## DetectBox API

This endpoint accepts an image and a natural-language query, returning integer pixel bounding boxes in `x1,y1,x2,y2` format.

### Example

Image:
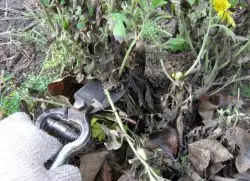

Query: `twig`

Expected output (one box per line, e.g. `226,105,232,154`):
209,75,250,96
0,53,21,63
0,17,31,21
0,31,11,36
204,44,230,85
105,89,169,181
0,7,25,15
4,1,8,17
235,39,250,57
233,88,241,127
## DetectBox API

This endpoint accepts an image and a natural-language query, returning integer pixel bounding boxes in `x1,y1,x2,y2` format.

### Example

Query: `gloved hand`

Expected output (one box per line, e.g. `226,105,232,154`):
0,112,82,181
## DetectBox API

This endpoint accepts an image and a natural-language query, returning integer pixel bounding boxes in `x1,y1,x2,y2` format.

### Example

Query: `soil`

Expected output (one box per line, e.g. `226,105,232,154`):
144,48,195,90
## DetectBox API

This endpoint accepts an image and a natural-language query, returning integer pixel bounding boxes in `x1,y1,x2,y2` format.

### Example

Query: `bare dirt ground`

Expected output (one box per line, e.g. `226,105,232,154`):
0,0,42,81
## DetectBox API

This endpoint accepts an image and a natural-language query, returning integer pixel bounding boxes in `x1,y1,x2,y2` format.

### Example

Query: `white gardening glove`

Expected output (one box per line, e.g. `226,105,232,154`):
0,112,82,181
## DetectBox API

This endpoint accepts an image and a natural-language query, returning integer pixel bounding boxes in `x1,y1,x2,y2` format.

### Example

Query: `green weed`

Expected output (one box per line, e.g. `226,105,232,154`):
239,83,250,98
23,74,55,92
0,91,21,115
91,117,107,141
0,74,55,116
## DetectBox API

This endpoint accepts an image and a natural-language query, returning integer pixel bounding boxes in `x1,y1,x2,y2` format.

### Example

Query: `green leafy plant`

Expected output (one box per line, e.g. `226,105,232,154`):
13,30,47,48
0,74,20,115
91,117,107,141
0,73,55,116
23,75,55,92
111,0,172,76
108,13,129,43
0,91,21,116
152,0,168,8
239,84,250,98
165,37,189,52
187,0,197,5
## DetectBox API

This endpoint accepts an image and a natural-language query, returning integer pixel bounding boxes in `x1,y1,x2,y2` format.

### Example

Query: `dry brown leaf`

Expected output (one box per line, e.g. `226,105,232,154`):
226,127,250,174
235,154,250,175
177,175,194,181
144,127,179,156
188,139,233,172
186,165,203,181
48,75,85,103
188,146,210,172
102,161,112,181
209,93,237,108
130,79,144,107
198,93,239,121
207,163,225,180
117,172,140,181
79,151,109,181
198,96,219,121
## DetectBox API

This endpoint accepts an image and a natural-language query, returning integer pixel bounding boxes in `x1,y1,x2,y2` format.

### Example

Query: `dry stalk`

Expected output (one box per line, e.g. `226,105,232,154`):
193,42,232,98
0,7,25,15
184,0,213,77
209,75,250,96
160,59,175,84
19,92,68,107
118,30,143,78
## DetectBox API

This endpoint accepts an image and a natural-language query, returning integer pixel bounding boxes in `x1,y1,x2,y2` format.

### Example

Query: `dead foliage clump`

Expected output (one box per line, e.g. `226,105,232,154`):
1,0,250,180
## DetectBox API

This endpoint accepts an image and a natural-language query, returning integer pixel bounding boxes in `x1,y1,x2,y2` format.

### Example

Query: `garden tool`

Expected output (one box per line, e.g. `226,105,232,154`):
36,80,127,170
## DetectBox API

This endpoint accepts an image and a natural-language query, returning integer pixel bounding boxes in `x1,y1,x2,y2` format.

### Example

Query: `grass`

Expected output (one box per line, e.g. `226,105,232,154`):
0,73,56,116
0,91,21,115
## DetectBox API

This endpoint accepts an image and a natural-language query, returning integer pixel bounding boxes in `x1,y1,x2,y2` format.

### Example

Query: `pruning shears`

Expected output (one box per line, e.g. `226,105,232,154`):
36,80,126,170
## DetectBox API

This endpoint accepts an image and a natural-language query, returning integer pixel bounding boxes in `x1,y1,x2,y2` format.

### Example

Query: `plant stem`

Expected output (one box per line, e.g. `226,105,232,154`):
39,1,56,32
118,30,143,78
209,75,250,96
20,93,68,107
39,1,83,61
105,89,169,181
180,14,196,55
155,28,172,37
235,39,250,57
184,0,213,77
55,6,86,56
160,59,175,84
